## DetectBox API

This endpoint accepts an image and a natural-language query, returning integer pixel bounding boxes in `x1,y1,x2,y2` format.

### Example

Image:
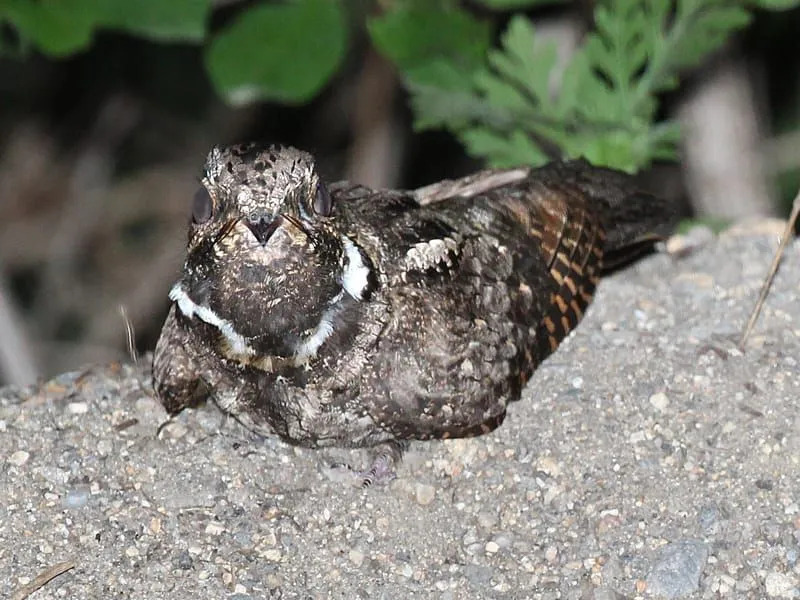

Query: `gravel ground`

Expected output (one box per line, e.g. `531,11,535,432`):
2,224,799,600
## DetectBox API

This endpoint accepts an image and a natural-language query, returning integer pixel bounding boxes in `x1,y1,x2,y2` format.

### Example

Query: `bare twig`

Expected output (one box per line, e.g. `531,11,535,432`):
739,189,800,350
119,305,138,364
11,560,75,600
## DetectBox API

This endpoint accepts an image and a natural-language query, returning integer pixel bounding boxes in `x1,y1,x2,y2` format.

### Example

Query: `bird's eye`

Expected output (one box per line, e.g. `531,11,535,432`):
313,182,332,217
192,187,213,224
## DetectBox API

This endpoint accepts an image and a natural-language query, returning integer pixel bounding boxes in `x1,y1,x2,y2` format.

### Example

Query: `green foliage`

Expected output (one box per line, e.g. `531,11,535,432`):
1,0,345,104
205,0,346,105
376,0,789,171
368,4,490,79
3,0,800,168
1,0,209,56
471,0,566,9
752,0,800,8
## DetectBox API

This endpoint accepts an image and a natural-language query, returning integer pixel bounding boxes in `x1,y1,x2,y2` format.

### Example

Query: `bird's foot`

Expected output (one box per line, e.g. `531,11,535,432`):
325,441,408,488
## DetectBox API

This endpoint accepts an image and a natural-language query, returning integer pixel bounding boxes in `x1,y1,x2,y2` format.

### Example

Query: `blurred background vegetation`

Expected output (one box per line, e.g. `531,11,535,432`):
1,0,798,385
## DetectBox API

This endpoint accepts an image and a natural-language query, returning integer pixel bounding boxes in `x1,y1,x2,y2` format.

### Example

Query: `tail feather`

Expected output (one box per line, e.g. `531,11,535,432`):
534,159,678,270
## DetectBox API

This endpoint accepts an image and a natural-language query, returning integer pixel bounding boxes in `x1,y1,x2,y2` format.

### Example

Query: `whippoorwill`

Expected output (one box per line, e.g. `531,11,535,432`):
153,143,675,472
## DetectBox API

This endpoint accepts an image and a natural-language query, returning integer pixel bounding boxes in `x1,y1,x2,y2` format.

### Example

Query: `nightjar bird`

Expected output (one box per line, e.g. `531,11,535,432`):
153,142,675,482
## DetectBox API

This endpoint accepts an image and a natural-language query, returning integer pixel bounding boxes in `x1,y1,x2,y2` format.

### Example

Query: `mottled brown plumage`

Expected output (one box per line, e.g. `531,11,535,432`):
153,142,675,473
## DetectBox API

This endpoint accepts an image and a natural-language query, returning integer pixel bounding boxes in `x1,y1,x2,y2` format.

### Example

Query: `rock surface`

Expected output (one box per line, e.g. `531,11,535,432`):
2,228,799,599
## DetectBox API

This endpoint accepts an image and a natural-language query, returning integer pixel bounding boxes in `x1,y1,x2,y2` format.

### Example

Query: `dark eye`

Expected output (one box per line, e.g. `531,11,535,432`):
192,187,213,224
313,182,332,217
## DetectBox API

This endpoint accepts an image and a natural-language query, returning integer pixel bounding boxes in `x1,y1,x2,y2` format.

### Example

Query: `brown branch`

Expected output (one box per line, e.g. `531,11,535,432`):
11,561,75,600
739,188,800,349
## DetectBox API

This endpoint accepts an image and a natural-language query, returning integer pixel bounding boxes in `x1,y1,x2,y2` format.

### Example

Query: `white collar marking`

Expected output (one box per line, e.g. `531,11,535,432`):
169,284,254,357
171,236,370,366
293,308,336,363
341,236,369,301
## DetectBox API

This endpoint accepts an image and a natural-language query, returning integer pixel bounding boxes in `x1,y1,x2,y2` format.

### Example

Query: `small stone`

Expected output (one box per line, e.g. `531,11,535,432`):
485,541,499,554
466,542,483,556
160,421,188,439
491,533,513,550
348,550,364,567
205,522,225,535
476,512,497,529
8,450,30,466
67,402,89,415
149,518,162,535
646,540,709,599
536,456,562,477
765,572,797,597
64,487,90,509
263,548,282,562
96,439,113,456
415,483,436,506
629,430,647,444
649,392,670,413
175,550,193,570
464,564,493,586
544,546,558,563
698,505,720,534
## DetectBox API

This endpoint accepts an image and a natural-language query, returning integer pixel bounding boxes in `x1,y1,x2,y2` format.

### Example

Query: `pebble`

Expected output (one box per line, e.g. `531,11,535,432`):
646,540,709,598
174,550,193,570
415,483,435,505
491,533,513,550
466,542,483,556
96,439,113,456
765,572,798,597
649,392,670,413
464,564,493,586
67,401,89,414
348,550,364,567
485,541,499,554
476,511,498,529
698,505,721,534
8,450,30,466
262,548,282,562
64,486,90,509
205,522,225,536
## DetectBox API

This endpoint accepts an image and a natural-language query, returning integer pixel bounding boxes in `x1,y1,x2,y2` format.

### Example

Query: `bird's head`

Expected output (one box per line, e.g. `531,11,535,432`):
169,142,369,369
